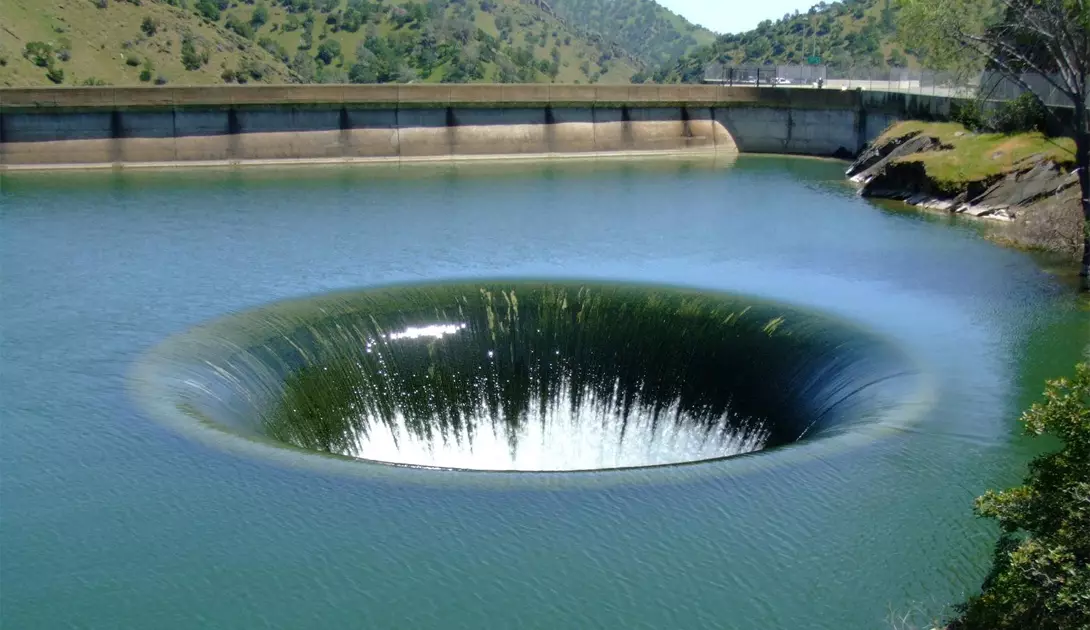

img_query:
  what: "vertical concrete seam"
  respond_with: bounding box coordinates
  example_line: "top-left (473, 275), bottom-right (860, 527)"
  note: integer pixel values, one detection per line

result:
top-left (171, 93), bottom-right (178, 163)
top-left (710, 106), bottom-right (717, 150)
top-left (338, 105), bottom-right (351, 159)
top-left (110, 108), bottom-right (123, 166)
top-left (784, 108), bottom-right (794, 153)
top-left (394, 105), bottom-right (402, 162)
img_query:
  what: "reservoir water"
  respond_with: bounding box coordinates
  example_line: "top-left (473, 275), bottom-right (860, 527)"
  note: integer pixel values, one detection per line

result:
top-left (2, 155), bottom-right (1087, 628)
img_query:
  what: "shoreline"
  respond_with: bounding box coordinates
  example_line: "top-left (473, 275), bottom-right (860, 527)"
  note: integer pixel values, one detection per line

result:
top-left (0, 148), bottom-right (727, 172)
top-left (0, 147), bottom-right (860, 173)
top-left (846, 121), bottom-right (1082, 261)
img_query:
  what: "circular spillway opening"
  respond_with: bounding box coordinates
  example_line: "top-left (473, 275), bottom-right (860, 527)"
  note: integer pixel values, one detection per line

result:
top-left (135, 281), bottom-right (922, 472)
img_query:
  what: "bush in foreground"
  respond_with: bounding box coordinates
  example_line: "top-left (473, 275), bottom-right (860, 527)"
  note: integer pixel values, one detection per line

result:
top-left (951, 363), bottom-right (1089, 629)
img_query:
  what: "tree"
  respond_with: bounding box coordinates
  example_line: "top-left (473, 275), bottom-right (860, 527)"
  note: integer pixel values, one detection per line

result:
top-left (951, 363), bottom-right (1089, 629)
top-left (197, 0), bottom-right (221, 20)
top-left (897, 0), bottom-right (1090, 288)
top-left (290, 50), bottom-right (317, 81)
top-left (251, 3), bottom-right (269, 27)
top-left (316, 39), bottom-right (341, 64)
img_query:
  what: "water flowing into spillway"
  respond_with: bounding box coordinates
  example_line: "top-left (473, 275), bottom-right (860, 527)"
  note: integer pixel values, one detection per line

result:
top-left (135, 281), bottom-right (922, 472)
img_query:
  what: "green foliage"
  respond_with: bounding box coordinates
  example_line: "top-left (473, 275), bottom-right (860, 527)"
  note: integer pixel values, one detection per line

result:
top-left (196, 0), bottom-right (221, 21)
top-left (258, 36), bottom-right (289, 62)
top-left (251, 2), bottom-right (268, 27)
top-left (180, 35), bottom-right (206, 70)
top-left (989, 92), bottom-right (1048, 135)
top-left (894, 0), bottom-right (999, 75)
top-left (653, 0), bottom-right (920, 82)
top-left (951, 100), bottom-right (987, 132)
top-left (952, 364), bottom-right (1089, 630)
top-left (315, 39), bottom-right (340, 65)
top-left (46, 65), bottom-right (65, 83)
top-left (226, 13), bottom-right (255, 38)
top-left (10, 0), bottom-right (637, 86)
top-left (23, 41), bottom-right (55, 68)
top-left (139, 58), bottom-right (154, 81)
top-left (546, 0), bottom-right (714, 66)
top-left (289, 50), bottom-right (317, 81)
top-left (141, 16), bottom-right (160, 36)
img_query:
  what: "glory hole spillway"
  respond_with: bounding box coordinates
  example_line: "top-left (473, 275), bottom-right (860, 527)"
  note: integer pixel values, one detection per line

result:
top-left (5, 87), bottom-right (1090, 630)
top-left (134, 281), bottom-right (922, 472)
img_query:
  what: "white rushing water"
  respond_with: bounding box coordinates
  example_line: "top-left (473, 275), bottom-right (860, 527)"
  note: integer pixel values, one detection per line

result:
top-left (339, 386), bottom-right (769, 471)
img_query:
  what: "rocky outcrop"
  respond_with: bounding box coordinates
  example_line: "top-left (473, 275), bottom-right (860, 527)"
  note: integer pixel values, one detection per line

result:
top-left (847, 132), bottom-right (1077, 223)
top-left (960, 159), bottom-right (1079, 219)
top-left (846, 131), bottom-right (944, 181)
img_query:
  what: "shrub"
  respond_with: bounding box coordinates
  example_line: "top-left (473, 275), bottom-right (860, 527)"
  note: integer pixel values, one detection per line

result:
top-left (289, 50), bottom-right (316, 82)
top-left (181, 36), bottom-right (204, 70)
top-left (240, 57), bottom-right (266, 80)
top-left (226, 13), bottom-right (255, 38)
top-left (94, 0), bottom-right (108, 8)
top-left (258, 36), bottom-right (288, 62)
top-left (951, 100), bottom-right (987, 132)
top-left (989, 92), bottom-right (1049, 135)
top-left (315, 39), bottom-right (340, 64)
top-left (141, 16), bottom-right (159, 36)
top-left (46, 66), bottom-right (65, 83)
top-left (250, 2), bottom-right (268, 27)
top-left (125, 55), bottom-right (141, 66)
top-left (196, 0), bottom-right (220, 20)
top-left (140, 58), bottom-right (154, 81)
top-left (154, 73), bottom-right (168, 85)
top-left (23, 42), bottom-right (55, 67)
top-left (81, 76), bottom-right (108, 85)
top-left (951, 364), bottom-right (1089, 629)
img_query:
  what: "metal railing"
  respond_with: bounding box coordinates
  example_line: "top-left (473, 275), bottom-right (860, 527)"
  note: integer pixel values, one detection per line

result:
top-left (702, 64), bottom-right (1083, 108)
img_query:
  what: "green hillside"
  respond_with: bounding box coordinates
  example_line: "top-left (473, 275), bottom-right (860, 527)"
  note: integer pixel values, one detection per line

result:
top-left (545, 0), bottom-right (716, 67)
top-left (0, 0), bottom-right (638, 87)
top-left (650, 0), bottom-right (921, 83)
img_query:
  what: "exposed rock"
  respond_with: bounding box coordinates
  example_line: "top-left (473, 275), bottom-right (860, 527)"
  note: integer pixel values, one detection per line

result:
top-left (860, 159), bottom-right (935, 200)
top-left (845, 131), bottom-right (918, 179)
top-left (850, 130), bottom-right (1081, 242)
top-left (965, 159), bottom-right (1078, 211)
top-left (847, 133), bottom-right (945, 184)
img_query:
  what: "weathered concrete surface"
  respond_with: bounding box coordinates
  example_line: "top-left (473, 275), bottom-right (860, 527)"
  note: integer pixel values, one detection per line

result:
top-left (714, 107), bottom-right (859, 156)
top-left (0, 84), bottom-right (949, 169)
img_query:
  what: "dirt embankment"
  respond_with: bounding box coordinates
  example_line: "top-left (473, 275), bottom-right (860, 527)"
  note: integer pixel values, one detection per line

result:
top-left (847, 122), bottom-right (1082, 258)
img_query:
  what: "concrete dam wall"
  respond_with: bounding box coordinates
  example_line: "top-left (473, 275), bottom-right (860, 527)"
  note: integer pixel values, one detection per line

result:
top-left (0, 85), bottom-right (958, 169)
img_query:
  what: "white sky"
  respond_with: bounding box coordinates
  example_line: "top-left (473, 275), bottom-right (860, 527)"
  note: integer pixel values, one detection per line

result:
top-left (657, 0), bottom-right (819, 34)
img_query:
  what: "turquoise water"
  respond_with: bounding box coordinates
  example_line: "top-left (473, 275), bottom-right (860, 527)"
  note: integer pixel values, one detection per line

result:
top-left (1, 156), bottom-right (1087, 628)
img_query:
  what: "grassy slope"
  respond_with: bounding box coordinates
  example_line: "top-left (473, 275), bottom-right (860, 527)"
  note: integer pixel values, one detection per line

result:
top-left (545, 0), bottom-right (716, 66)
top-left (878, 121), bottom-right (1077, 193)
top-left (0, 0), bottom-right (637, 86)
top-left (0, 0), bottom-right (294, 86)
top-left (255, 0), bottom-right (638, 84)
top-left (654, 0), bottom-right (919, 83)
